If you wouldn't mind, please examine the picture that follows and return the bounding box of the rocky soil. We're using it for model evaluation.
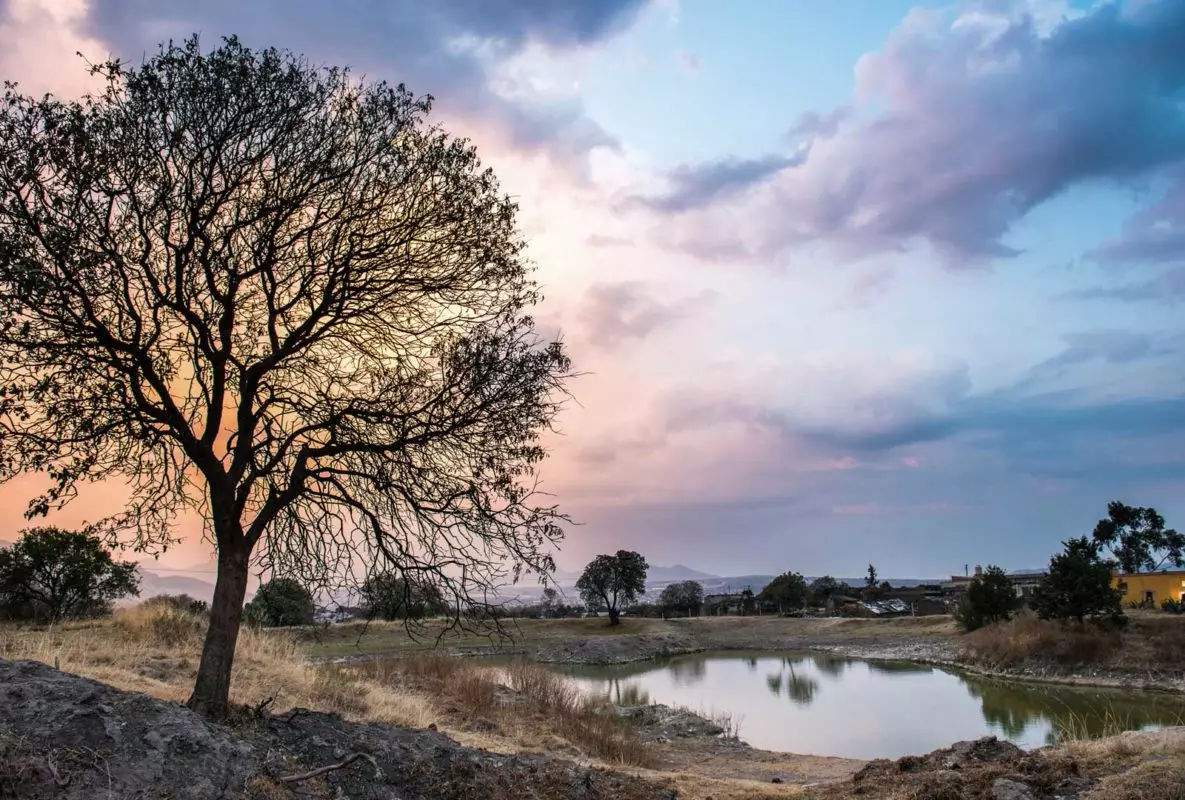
[0,658,676,800]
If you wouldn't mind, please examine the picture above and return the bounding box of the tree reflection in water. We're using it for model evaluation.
[961,674,1185,745]
[765,657,819,706]
[666,655,708,686]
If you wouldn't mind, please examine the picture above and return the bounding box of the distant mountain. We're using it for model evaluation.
[135,569,216,603]
[647,564,719,583]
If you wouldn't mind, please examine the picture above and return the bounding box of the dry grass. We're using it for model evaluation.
[1086,757,1185,800]
[962,613,1122,668]
[0,604,433,728]
[359,654,657,767]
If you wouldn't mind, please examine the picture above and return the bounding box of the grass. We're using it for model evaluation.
[962,612,1123,668]
[359,653,656,767]
[0,604,655,768]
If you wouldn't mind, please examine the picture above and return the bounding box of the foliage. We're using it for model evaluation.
[0,527,139,622]
[1091,501,1183,574]
[865,563,878,588]
[575,551,648,626]
[1031,537,1125,627]
[359,573,446,621]
[739,587,756,615]
[759,571,807,612]
[141,594,210,616]
[243,578,315,628]
[1161,598,1185,615]
[807,575,852,606]
[658,580,703,616]
[0,36,570,716]
[954,565,1020,632]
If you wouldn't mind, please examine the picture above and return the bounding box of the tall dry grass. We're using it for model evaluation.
[0,604,433,728]
[962,612,1122,668]
[360,654,656,766]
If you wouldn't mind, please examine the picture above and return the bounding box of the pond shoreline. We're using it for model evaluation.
[321,618,1185,696]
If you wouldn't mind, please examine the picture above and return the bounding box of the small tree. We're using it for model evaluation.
[659,580,703,617]
[740,587,756,615]
[1091,501,1183,574]
[243,578,315,628]
[1031,537,1124,627]
[807,576,841,607]
[360,572,446,621]
[866,564,878,589]
[575,550,648,626]
[0,36,571,717]
[540,587,559,618]
[954,565,1020,632]
[759,572,807,613]
[0,527,139,621]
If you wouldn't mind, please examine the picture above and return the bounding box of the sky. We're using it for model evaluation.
[0,0,1183,580]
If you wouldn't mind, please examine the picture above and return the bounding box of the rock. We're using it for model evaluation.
[771,776,784,783]
[992,777,1036,800]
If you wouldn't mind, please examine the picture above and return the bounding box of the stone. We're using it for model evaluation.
[992,777,1037,800]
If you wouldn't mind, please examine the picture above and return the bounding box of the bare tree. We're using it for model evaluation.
[0,36,571,717]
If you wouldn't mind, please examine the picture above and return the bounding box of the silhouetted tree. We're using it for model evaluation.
[759,571,807,613]
[243,578,314,627]
[659,580,703,616]
[866,563,878,588]
[540,587,559,618]
[576,551,648,626]
[1031,538,1124,627]
[740,587,756,615]
[954,564,1020,632]
[807,576,843,607]
[0,37,570,717]
[0,527,139,621]
[1091,501,1183,574]
[360,572,446,621]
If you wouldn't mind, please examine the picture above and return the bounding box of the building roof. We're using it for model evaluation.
[1114,569,1185,578]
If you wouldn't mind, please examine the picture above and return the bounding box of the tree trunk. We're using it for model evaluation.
[187,543,250,718]
[608,608,621,626]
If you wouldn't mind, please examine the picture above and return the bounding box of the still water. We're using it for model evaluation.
[541,652,1185,760]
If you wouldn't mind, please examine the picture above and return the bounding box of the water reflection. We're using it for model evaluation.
[534,651,1185,760]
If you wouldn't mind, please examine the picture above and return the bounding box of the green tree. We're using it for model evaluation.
[0,37,570,717]
[1031,537,1124,626]
[740,587,756,615]
[807,576,841,607]
[1091,501,1183,574]
[659,580,703,616]
[954,565,1020,631]
[360,573,446,621]
[243,578,315,628]
[866,563,878,589]
[0,527,139,621]
[576,550,648,626]
[759,572,807,613]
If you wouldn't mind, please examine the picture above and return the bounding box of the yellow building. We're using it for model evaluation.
[1113,570,1185,607]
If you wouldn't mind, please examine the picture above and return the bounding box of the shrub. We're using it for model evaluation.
[243,578,315,628]
[954,565,1021,632]
[1161,598,1185,615]
[141,594,210,616]
[963,613,1121,668]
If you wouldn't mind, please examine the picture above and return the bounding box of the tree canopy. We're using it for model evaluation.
[0,527,139,621]
[243,577,315,627]
[0,35,570,717]
[659,580,703,616]
[1091,501,1182,574]
[954,564,1019,632]
[360,572,446,621]
[759,571,807,612]
[1031,537,1124,627]
[575,550,648,626]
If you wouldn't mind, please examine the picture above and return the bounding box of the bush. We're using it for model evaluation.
[141,594,210,616]
[243,578,315,627]
[954,565,1021,632]
[1161,598,1185,615]
[963,613,1122,668]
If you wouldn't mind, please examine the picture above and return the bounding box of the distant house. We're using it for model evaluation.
[1113,570,1185,608]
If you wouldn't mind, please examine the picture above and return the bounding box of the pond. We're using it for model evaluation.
[538,652,1185,760]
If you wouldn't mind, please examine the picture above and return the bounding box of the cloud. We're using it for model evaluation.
[626,0,1185,264]
[1027,329,1175,375]
[75,0,649,169]
[1063,266,1185,304]
[623,154,803,214]
[575,281,715,349]
[1090,169,1185,264]
[787,107,849,140]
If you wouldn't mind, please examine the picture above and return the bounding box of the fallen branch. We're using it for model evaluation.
[250,696,275,719]
[46,751,69,787]
[278,752,378,784]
